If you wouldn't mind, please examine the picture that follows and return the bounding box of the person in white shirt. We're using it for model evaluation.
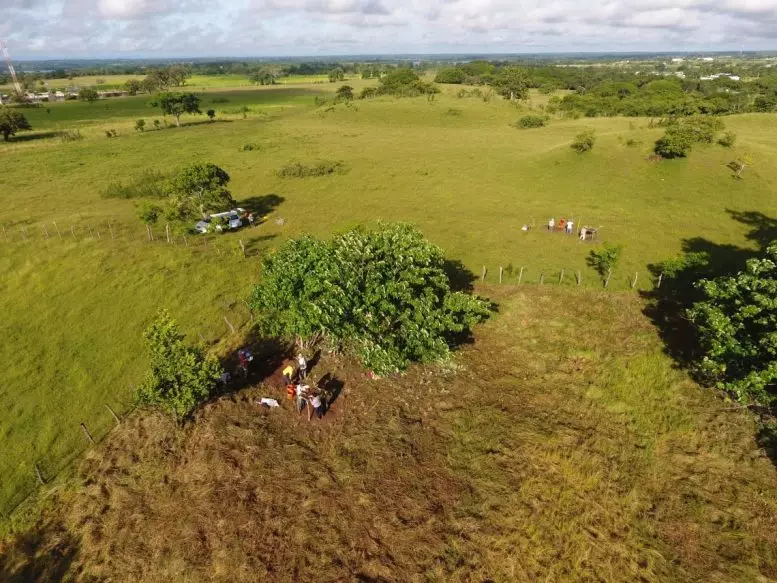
[295,384,309,413]
[548,217,555,231]
[297,353,308,379]
[308,392,325,421]
[566,220,574,234]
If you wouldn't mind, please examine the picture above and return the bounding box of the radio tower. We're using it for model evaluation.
[1,39,25,99]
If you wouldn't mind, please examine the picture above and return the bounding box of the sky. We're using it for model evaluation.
[3,0,777,59]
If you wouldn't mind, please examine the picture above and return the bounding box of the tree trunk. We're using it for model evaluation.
[175,115,181,127]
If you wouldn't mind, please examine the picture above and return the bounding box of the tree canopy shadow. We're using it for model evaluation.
[242,234,278,257]
[4,131,61,143]
[214,336,291,399]
[0,520,79,582]
[238,193,285,218]
[443,259,476,293]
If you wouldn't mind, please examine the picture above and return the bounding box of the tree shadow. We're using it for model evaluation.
[641,209,776,371]
[3,131,61,143]
[242,234,278,257]
[443,259,476,292]
[0,521,79,582]
[238,193,285,218]
[315,372,345,413]
[214,336,292,399]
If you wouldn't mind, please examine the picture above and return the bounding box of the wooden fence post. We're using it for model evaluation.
[631,272,639,289]
[518,266,524,284]
[105,404,121,426]
[21,227,27,241]
[183,235,189,247]
[109,223,115,240]
[224,315,236,334]
[559,269,564,285]
[657,273,663,289]
[576,270,582,286]
[481,266,486,283]
[2,224,6,240]
[499,266,503,284]
[239,239,246,257]
[604,268,612,288]
[43,224,50,238]
[53,221,62,238]
[35,463,45,485]
[71,225,76,240]
[539,273,544,285]
[80,423,94,445]
[165,223,171,244]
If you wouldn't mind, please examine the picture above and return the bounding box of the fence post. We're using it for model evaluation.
[657,273,663,289]
[239,239,246,257]
[104,404,121,426]
[2,224,6,240]
[631,272,639,289]
[165,223,171,244]
[576,270,582,286]
[53,221,62,238]
[71,225,76,240]
[481,265,486,283]
[604,268,612,288]
[80,423,95,445]
[43,224,50,238]
[499,266,503,284]
[559,269,564,285]
[109,222,115,240]
[183,235,189,247]
[21,227,27,241]
[539,273,544,285]
[518,266,524,284]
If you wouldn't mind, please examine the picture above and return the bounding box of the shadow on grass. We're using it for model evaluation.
[239,193,285,217]
[4,131,62,143]
[0,521,79,582]
[242,234,278,257]
[215,336,292,400]
[444,259,477,293]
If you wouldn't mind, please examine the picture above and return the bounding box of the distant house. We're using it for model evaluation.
[671,58,684,63]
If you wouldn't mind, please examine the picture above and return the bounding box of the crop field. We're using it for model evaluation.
[1,79,776,525]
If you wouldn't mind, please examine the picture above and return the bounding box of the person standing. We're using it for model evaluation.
[548,217,555,231]
[308,391,325,421]
[297,353,308,379]
[282,363,295,385]
[566,219,574,234]
[296,384,310,414]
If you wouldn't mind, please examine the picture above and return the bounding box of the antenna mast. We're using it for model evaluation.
[1,40,24,98]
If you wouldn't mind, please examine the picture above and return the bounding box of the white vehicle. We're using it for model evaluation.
[195,208,246,233]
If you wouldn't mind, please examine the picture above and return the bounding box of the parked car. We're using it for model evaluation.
[194,208,246,233]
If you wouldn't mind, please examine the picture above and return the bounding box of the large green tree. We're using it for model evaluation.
[491,67,529,101]
[150,92,202,127]
[135,310,222,420]
[688,243,777,405]
[165,163,235,221]
[0,106,32,141]
[78,87,99,102]
[248,223,491,375]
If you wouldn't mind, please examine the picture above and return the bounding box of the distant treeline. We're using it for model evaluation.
[435,61,777,116]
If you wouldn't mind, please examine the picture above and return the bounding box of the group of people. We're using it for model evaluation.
[282,354,327,422]
[547,217,575,234]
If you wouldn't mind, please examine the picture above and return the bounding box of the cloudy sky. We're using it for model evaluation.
[4,0,777,59]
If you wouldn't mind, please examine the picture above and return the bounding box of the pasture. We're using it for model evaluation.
[1,80,776,520]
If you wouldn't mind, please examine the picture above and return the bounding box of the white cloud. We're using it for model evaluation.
[5,0,777,58]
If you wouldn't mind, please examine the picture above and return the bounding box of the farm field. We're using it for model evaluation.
[1,79,776,525]
[2,286,777,581]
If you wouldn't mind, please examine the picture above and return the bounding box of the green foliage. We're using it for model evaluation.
[434,68,466,84]
[359,87,378,100]
[654,126,694,158]
[688,243,777,405]
[517,115,546,129]
[718,131,737,148]
[376,69,439,98]
[248,223,491,375]
[328,68,345,83]
[0,106,32,141]
[249,68,276,85]
[58,129,82,143]
[105,129,118,138]
[587,243,622,283]
[149,92,202,126]
[137,202,163,225]
[335,85,354,101]
[102,169,168,199]
[125,79,142,95]
[571,129,596,153]
[206,108,216,121]
[276,161,346,178]
[164,163,234,221]
[134,310,222,420]
[491,67,529,101]
[654,116,725,159]
[241,142,259,151]
[134,118,146,132]
[78,88,99,103]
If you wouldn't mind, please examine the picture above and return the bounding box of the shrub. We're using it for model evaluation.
[59,129,83,143]
[102,169,168,199]
[359,87,378,100]
[248,223,491,375]
[446,108,463,116]
[517,115,546,129]
[587,243,622,285]
[654,126,694,158]
[211,97,229,104]
[138,202,163,225]
[206,109,216,121]
[134,310,222,420]
[571,129,596,153]
[105,129,118,138]
[276,161,346,178]
[135,119,146,132]
[688,243,777,405]
[153,119,161,130]
[718,131,737,148]
[625,138,641,147]
[241,143,259,151]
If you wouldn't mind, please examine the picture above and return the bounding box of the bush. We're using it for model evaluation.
[211,97,229,104]
[625,138,641,147]
[276,161,346,178]
[571,129,596,153]
[688,243,777,405]
[434,68,466,84]
[587,243,622,285]
[517,115,546,129]
[654,126,694,158]
[718,131,737,148]
[359,87,378,100]
[134,310,222,420]
[105,129,118,138]
[135,119,146,132]
[59,129,83,143]
[241,142,259,151]
[248,223,491,375]
[102,169,168,199]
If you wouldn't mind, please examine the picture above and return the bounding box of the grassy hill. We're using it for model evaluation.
[1,286,776,581]
[0,82,776,523]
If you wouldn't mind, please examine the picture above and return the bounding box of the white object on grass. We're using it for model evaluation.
[260,398,280,408]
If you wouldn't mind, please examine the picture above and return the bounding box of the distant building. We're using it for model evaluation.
[701,57,714,62]
[700,73,741,82]
[671,58,684,63]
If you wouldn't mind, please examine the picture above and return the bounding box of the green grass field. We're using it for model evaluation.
[1,81,776,519]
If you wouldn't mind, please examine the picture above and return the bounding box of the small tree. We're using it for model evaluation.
[206,108,216,122]
[571,129,596,153]
[165,163,234,221]
[492,67,528,101]
[729,152,753,179]
[149,92,201,127]
[138,202,162,225]
[78,87,99,103]
[0,106,32,141]
[688,243,777,405]
[335,85,354,101]
[153,119,161,130]
[654,126,694,158]
[135,119,146,132]
[587,243,622,285]
[134,310,222,420]
[328,68,345,83]
[517,115,545,129]
[718,131,736,148]
[125,79,142,95]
